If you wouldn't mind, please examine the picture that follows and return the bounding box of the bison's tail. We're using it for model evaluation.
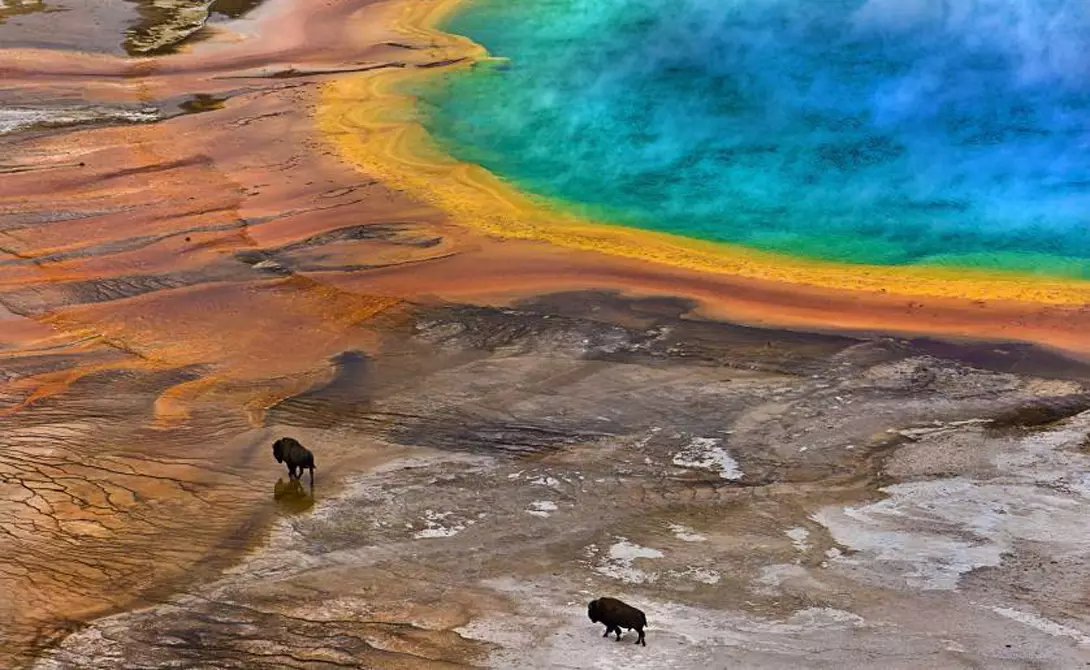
[639,612,647,627]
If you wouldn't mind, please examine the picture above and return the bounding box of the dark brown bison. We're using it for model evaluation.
[272,437,315,486]
[588,597,646,646]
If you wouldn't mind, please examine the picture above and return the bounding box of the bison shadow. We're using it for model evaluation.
[273,477,314,513]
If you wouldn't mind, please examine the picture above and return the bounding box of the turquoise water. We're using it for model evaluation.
[418,0,1090,276]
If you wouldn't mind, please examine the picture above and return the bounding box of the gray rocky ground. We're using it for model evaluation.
[26,292,1090,668]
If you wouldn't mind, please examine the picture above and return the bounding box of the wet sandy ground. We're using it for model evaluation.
[3,0,1090,667]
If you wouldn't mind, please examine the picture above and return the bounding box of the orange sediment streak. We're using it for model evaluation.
[317,0,1090,308]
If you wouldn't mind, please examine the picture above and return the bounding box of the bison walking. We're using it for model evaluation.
[272,437,316,486]
[588,597,647,646]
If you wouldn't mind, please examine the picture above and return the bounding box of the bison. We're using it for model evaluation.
[588,597,646,646]
[272,437,316,486]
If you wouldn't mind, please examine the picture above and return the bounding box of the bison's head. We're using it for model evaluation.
[587,599,600,623]
[272,439,285,463]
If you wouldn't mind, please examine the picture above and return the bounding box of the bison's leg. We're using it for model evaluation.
[309,466,314,488]
[602,626,611,638]
[636,626,645,646]
[614,627,623,641]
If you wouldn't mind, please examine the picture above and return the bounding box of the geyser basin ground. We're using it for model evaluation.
[419,0,1090,278]
[7,0,1090,666]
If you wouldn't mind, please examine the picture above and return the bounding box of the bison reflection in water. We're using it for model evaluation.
[273,478,315,513]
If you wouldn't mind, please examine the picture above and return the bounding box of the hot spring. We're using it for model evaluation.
[417,0,1090,278]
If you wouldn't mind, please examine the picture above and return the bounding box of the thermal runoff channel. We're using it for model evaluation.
[418,0,1090,277]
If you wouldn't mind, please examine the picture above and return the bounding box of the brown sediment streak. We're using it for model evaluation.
[305,243,1090,357]
[315,0,1090,351]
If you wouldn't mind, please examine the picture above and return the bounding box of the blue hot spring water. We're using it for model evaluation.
[416,0,1090,276]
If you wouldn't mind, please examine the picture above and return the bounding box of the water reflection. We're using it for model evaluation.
[0,0,49,24]
[179,94,228,115]
[122,0,268,55]
[273,477,314,513]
